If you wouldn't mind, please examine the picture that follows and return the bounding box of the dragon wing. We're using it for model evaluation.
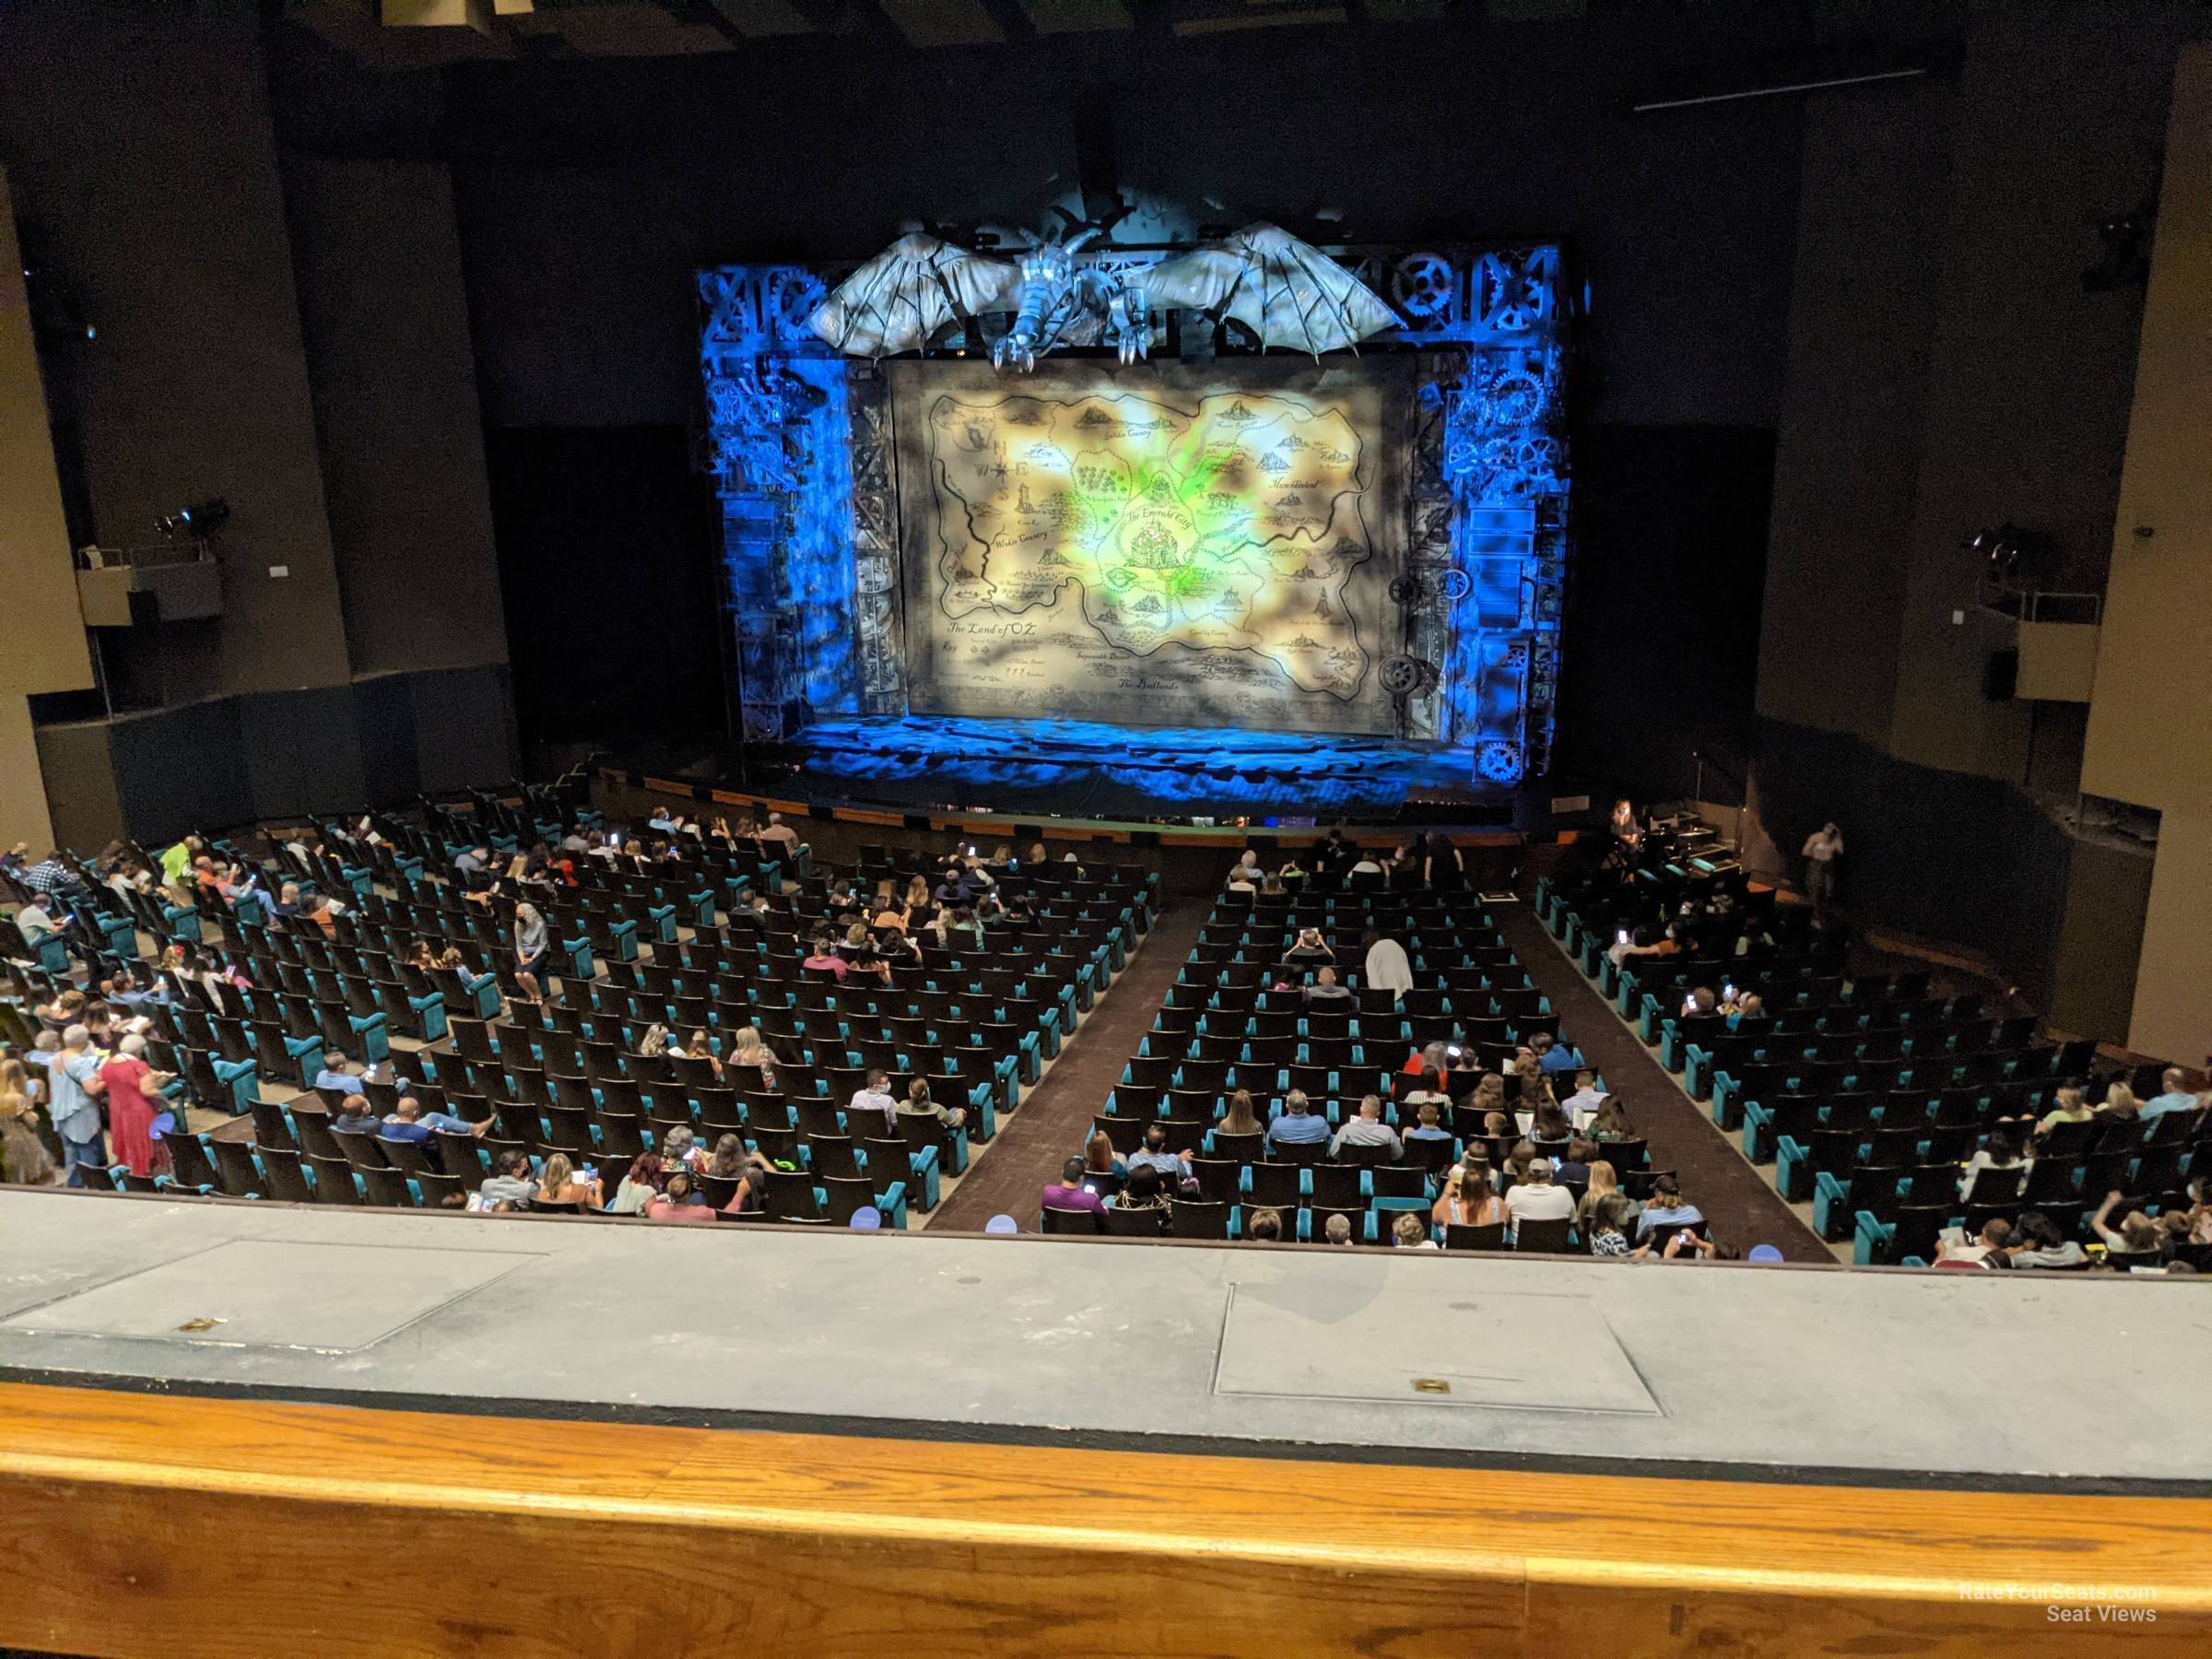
[809,233,1023,358]
[1143,223,1398,356]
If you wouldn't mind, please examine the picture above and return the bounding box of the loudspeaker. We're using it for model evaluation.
[1982,649,2019,700]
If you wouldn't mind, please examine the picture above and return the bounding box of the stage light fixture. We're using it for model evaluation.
[2082,205,2154,291]
[157,498,231,541]
[1964,522,2044,589]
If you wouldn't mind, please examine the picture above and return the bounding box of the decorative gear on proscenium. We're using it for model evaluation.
[1477,740,1525,784]
[772,271,830,342]
[1387,574,1427,609]
[1433,566,1474,601]
[1390,252,1456,320]
[1380,654,1437,698]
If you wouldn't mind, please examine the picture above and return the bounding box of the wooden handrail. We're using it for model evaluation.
[2,1381,2206,1654]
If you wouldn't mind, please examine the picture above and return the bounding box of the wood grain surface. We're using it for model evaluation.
[1,1381,2205,1655]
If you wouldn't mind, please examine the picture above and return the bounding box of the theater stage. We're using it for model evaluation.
[629,716,1526,824]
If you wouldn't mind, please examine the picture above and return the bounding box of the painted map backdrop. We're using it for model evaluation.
[889,359,1406,735]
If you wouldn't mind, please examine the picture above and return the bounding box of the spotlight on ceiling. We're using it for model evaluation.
[157,499,231,541]
[1963,523,2037,588]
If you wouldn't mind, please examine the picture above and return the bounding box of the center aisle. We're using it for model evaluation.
[934,903,1209,1232]
[1491,899,1832,1264]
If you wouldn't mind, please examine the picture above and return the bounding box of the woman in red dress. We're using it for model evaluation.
[99,1034,173,1180]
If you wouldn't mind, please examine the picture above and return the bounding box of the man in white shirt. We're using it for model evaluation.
[1362,931,1413,1003]
[1329,1094,1402,1161]
[848,1068,900,1135]
[1802,821,1843,924]
[1502,1158,1574,1240]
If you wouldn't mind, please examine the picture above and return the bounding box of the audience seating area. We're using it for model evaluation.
[1063,883,1670,1250]
[1537,812,2210,1270]
[4,789,1155,1231]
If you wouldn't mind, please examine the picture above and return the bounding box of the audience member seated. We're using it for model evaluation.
[1405,1101,1453,1148]
[1267,1093,1330,1149]
[1323,1213,1354,1246]
[1502,1157,1572,1241]
[1530,1030,1580,1077]
[2143,1068,2199,1119]
[1589,1097,1636,1141]
[1462,1073,1507,1120]
[1935,1218,2012,1269]
[705,1135,771,1214]
[1576,1159,1620,1225]
[610,1154,665,1216]
[1081,1130,1124,1184]
[1113,1164,1172,1231]
[2005,1212,2086,1270]
[1392,1212,1439,1251]
[848,1068,899,1136]
[1432,1160,1505,1230]
[331,1093,383,1137]
[1218,1090,1263,1140]
[1302,966,1353,1003]
[1959,1126,2030,1200]
[1246,1206,1283,1242]
[1634,1174,1702,1241]
[1330,1094,1401,1161]
[1041,1158,1108,1230]
[1126,1123,1197,1195]
[1562,1070,1605,1124]
[1529,1098,1575,1143]
[1586,1193,1633,1256]
[2034,1086,2092,1136]
[1642,1228,1721,1262]
[644,1171,715,1223]
[2091,1190,2168,1266]
[536,1153,604,1210]
[477,1150,538,1210]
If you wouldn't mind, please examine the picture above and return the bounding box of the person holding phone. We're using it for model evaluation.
[1041,1157,1108,1230]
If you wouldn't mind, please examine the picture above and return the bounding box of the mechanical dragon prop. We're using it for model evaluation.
[808,222,1398,371]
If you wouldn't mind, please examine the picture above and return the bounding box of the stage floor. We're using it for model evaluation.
[776,715,1498,821]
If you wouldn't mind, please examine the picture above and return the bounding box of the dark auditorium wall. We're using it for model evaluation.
[1755,73,1958,749]
[441,15,1806,432]
[0,3,520,844]
[281,152,510,682]
[484,428,724,770]
[0,1,349,706]
[1747,2,2205,1022]
[1554,426,1773,805]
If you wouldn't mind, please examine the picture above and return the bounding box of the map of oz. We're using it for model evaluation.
[891,364,1401,735]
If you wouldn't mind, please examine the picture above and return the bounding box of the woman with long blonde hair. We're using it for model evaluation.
[535,1152,603,1209]
[1576,1159,1619,1223]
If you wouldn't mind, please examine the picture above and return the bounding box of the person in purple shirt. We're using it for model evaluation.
[1041,1157,1108,1232]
